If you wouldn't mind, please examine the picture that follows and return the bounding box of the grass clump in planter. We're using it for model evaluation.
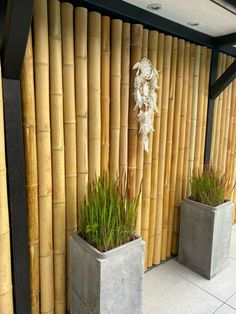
[189,166,232,207]
[80,174,141,252]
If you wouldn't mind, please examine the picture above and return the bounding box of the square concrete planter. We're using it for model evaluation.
[70,234,145,314]
[178,199,234,279]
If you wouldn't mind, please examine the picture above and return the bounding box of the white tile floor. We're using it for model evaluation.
[144,224,236,314]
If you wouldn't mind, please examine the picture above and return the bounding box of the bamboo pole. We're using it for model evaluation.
[193,46,207,173]
[34,1,54,312]
[213,54,226,170]
[75,7,88,223]
[182,44,196,197]
[166,39,185,257]
[88,12,101,182]
[188,45,201,182]
[128,24,143,199]
[217,57,229,174]
[147,33,164,266]
[136,28,148,235]
[210,53,223,166]
[172,42,190,254]
[110,19,122,179]
[21,30,39,314]
[119,22,130,176]
[153,35,172,264]
[200,48,212,169]
[61,3,77,310]
[49,1,66,312]
[101,16,110,174]
[140,30,157,267]
[0,63,14,314]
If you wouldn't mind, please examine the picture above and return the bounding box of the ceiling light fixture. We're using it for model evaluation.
[147,3,162,10]
[187,21,200,27]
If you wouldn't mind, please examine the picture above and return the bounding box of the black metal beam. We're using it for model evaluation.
[214,32,236,47]
[204,49,219,165]
[1,0,35,79]
[2,79,31,314]
[210,59,236,99]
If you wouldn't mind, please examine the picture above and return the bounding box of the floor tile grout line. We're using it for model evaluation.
[213,303,226,313]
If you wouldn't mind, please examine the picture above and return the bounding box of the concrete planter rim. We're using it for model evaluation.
[72,233,144,260]
[182,198,233,212]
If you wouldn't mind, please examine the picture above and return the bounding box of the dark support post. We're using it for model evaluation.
[204,49,218,165]
[2,79,31,314]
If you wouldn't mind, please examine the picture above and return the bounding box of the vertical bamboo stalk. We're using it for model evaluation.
[75,8,88,222]
[136,28,148,235]
[200,48,212,169]
[61,3,77,310]
[21,30,39,314]
[213,54,226,170]
[101,16,110,174]
[182,44,196,197]
[153,35,172,264]
[128,24,143,198]
[33,0,54,312]
[166,39,185,257]
[188,46,201,182]
[172,42,190,254]
[0,63,14,314]
[88,12,101,181]
[110,19,122,179]
[193,46,207,172]
[141,30,157,267]
[147,33,164,266]
[119,22,130,175]
[210,53,223,166]
[49,1,66,312]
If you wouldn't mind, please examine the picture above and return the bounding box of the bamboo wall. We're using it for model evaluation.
[210,53,236,221]
[19,1,236,313]
[0,62,14,313]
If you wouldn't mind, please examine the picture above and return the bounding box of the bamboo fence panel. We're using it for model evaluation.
[188,46,201,183]
[0,63,14,314]
[147,33,164,266]
[136,28,148,235]
[166,39,185,257]
[141,30,157,267]
[182,44,196,197]
[128,24,143,198]
[21,30,39,314]
[101,16,110,174]
[88,12,101,181]
[193,46,207,173]
[33,0,54,312]
[171,42,190,254]
[200,49,212,169]
[160,37,178,260]
[153,35,172,263]
[75,8,88,223]
[119,22,130,176]
[49,1,66,312]
[110,19,122,179]
[210,53,223,166]
[61,2,77,310]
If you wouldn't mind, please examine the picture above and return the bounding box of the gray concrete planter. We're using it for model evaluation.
[178,199,234,279]
[70,234,145,314]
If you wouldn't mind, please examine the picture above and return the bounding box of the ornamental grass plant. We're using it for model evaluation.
[80,174,141,252]
[189,166,233,207]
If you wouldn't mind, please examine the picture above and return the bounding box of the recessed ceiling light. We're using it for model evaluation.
[187,21,200,27]
[232,44,236,48]
[147,3,162,10]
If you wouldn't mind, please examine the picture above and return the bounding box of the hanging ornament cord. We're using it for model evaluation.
[133,57,159,152]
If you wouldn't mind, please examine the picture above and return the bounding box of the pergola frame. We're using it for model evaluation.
[0,0,235,312]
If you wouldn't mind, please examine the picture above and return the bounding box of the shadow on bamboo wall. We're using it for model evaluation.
[20,0,236,313]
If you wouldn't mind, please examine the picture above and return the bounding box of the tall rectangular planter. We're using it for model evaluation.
[70,234,145,314]
[178,199,234,279]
